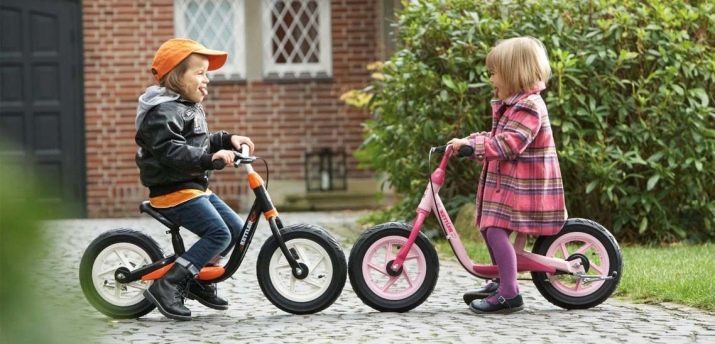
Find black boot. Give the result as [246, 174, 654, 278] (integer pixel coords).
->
[143, 264, 194, 321]
[187, 280, 229, 310]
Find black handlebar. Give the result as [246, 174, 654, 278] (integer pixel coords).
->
[457, 145, 474, 157]
[212, 159, 227, 170]
[211, 144, 253, 170]
[433, 145, 474, 157]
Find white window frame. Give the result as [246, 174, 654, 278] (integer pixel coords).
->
[261, 0, 332, 79]
[174, 0, 246, 80]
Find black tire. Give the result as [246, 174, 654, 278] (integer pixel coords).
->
[531, 218, 623, 309]
[257, 224, 347, 314]
[348, 222, 439, 312]
[79, 229, 164, 319]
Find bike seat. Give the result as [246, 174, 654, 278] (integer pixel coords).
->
[140, 201, 180, 230]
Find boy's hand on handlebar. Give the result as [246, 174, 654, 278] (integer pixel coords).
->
[447, 138, 470, 151]
[212, 150, 236, 165]
[231, 135, 254, 154]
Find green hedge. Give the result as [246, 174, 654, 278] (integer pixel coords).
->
[345, 0, 715, 243]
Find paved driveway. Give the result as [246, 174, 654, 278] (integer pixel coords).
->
[41, 212, 714, 343]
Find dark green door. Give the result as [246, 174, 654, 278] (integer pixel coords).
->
[0, 0, 85, 216]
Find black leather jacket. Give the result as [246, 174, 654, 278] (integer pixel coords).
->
[135, 100, 232, 197]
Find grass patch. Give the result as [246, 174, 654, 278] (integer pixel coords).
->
[434, 239, 715, 311]
[617, 244, 715, 311]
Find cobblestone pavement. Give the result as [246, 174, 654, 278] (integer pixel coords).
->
[42, 212, 715, 343]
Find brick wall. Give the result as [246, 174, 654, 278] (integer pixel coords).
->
[83, 0, 379, 217]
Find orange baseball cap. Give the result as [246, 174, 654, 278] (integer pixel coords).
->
[151, 38, 228, 81]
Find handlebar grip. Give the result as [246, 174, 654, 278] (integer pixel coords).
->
[432, 145, 473, 157]
[457, 145, 474, 157]
[212, 159, 226, 170]
[432, 145, 447, 153]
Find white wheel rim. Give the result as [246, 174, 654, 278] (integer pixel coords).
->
[268, 238, 333, 303]
[91, 243, 153, 306]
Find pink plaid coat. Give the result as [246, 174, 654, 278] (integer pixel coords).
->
[470, 84, 567, 235]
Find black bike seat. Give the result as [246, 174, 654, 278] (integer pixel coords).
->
[140, 201, 179, 230]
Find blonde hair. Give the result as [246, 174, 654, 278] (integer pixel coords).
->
[486, 36, 551, 97]
[158, 54, 192, 95]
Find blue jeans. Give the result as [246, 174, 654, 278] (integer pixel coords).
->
[157, 193, 244, 269]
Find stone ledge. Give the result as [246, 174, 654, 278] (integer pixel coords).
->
[279, 191, 389, 211]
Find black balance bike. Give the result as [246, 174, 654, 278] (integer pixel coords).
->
[80, 145, 347, 318]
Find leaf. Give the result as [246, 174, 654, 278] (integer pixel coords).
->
[585, 54, 597, 65]
[586, 180, 598, 194]
[647, 175, 660, 191]
[690, 88, 709, 107]
[639, 217, 648, 234]
[647, 151, 664, 163]
[695, 160, 703, 172]
[442, 75, 457, 91]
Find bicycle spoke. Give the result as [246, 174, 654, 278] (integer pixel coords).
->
[303, 276, 324, 288]
[382, 276, 399, 292]
[576, 243, 593, 255]
[559, 243, 569, 258]
[401, 269, 413, 288]
[384, 244, 392, 263]
[276, 260, 291, 269]
[295, 246, 312, 269]
[98, 267, 118, 278]
[368, 263, 388, 275]
[309, 255, 325, 271]
[113, 250, 133, 269]
[589, 262, 604, 275]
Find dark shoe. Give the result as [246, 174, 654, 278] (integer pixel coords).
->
[143, 264, 194, 321]
[187, 280, 229, 310]
[462, 280, 500, 305]
[469, 294, 524, 314]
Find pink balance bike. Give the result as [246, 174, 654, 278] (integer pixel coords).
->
[348, 145, 622, 312]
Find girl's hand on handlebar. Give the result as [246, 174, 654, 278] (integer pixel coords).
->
[447, 138, 470, 151]
[212, 149, 235, 165]
[231, 135, 255, 154]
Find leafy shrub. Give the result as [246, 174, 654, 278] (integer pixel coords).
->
[345, 0, 715, 243]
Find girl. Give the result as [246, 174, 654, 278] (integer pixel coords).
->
[135, 38, 254, 321]
[449, 36, 567, 314]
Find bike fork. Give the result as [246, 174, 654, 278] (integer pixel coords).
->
[246, 160, 308, 280]
[388, 210, 429, 275]
[267, 216, 308, 279]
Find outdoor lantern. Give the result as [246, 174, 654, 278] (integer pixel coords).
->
[305, 148, 346, 192]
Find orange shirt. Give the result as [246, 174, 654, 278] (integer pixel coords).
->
[149, 189, 213, 208]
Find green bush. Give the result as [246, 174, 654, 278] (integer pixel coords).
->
[346, 0, 715, 243]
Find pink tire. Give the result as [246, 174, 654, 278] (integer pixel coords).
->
[348, 222, 439, 312]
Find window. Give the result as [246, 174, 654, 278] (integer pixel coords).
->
[174, 0, 246, 80]
[262, 0, 332, 79]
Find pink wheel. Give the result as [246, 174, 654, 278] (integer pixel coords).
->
[545, 232, 609, 297]
[361, 235, 427, 300]
[348, 222, 439, 312]
[531, 218, 623, 309]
